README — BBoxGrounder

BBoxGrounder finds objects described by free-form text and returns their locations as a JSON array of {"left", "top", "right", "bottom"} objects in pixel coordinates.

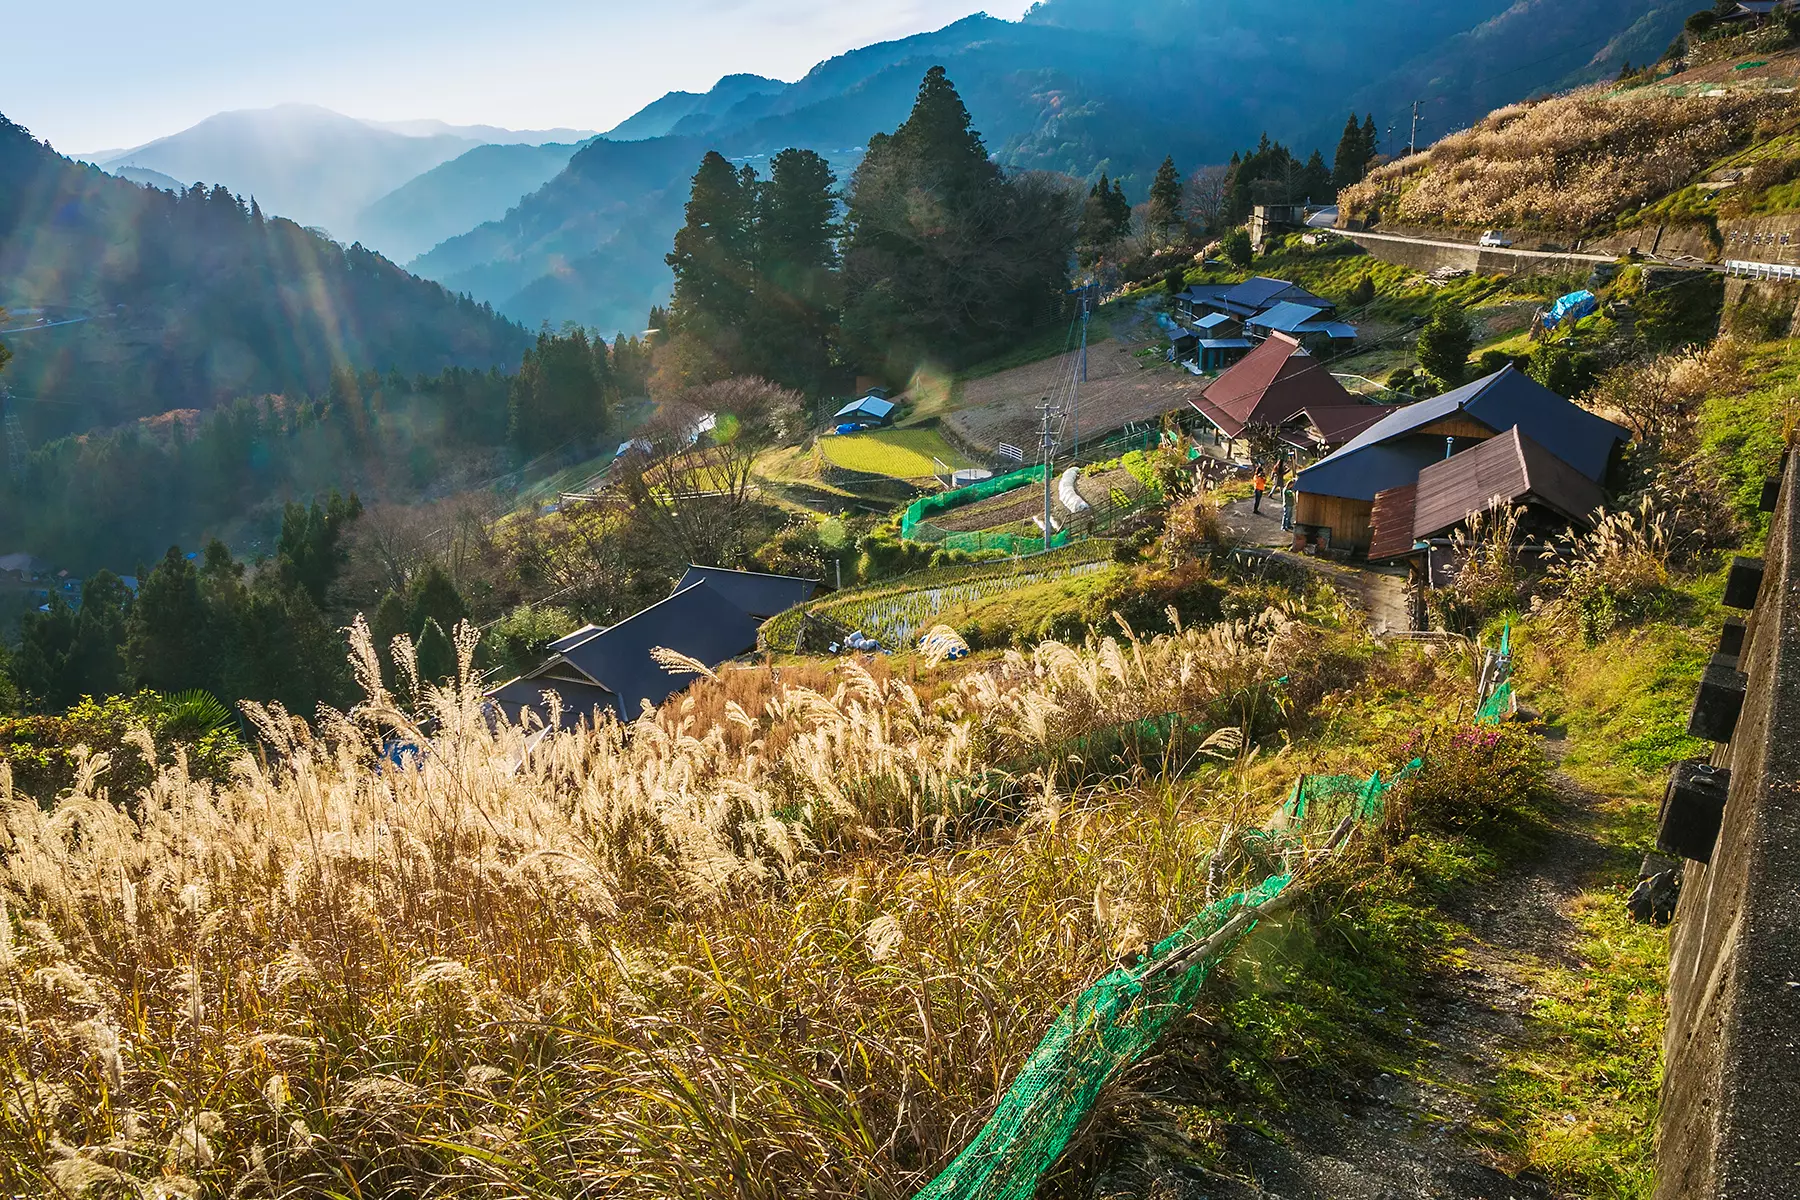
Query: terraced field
[{"left": 817, "top": 427, "right": 973, "bottom": 479}]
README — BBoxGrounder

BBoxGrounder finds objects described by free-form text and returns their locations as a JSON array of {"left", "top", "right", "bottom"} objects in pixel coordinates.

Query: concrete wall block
[
  {"left": 1723, "top": 556, "right": 1765, "bottom": 610},
  {"left": 1687, "top": 655, "right": 1749, "bottom": 743},
  {"left": 1718, "top": 616, "right": 1747, "bottom": 662},
  {"left": 1659, "top": 762, "right": 1731, "bottom": 864}
]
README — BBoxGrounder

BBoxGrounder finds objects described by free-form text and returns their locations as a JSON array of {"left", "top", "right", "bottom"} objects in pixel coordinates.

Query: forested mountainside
[
  {"left": 0, "top": 115, "right": 532, "bottom": 441},
  {"left": 414, "top": 0, "right": 1688, "bottom": 336},
  {"left": 351, "top": 140, "right": 591, "bottom": 263}
]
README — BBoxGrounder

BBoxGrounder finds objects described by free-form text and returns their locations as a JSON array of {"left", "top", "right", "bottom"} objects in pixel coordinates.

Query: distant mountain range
[
  {"left": 405, "top": 0, "right": 1691, "bottom": 337},
  {"left": 91, "top": 104, "right": 597, "bottom": 249},
  {"left": 57, "top": 0, "right": 1691, "bottom": 341}
]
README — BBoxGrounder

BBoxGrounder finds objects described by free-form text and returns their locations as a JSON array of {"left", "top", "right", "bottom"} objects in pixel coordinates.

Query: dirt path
[
  {"left": 1217, "top": 498, "right": 1416, "bottom": 634},
  {"left": 1180, "top": 750, "right": 1614, "bottom": 1199}
]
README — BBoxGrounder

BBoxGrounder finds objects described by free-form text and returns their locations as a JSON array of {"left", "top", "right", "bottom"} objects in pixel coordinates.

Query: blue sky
[{"left": 10, "top": 0, "right": 1034, "bottom": 154}]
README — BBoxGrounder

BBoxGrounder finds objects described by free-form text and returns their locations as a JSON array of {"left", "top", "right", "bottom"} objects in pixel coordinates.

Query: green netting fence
[
  {"left": 1475, "top": 622, "right": 1514, "bottom": 726},
  {"left": 915, "top": 762, "right": 1415, "bottom": 1200},
  {"left": 902, "top": 466, "right": 1048, "bottom": 539}
]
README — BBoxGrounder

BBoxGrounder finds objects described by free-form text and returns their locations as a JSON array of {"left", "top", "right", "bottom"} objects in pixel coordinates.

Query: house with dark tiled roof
[
  {"left": 487, "top": 566, "right": 822, "bottom": 730},
  {"left": 1290, "top": 365, "right": 1626, "bottom": 553}
]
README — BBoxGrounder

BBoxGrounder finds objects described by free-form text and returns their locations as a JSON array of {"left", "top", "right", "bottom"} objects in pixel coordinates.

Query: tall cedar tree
[
  {"left": 1147, "top": 156, "right": 1183, "bottom": 243},
  {"left": 1361, "top": 114, "right": 1379, "bottom": 164},
  {"left": 842, "top": 66, "right": 1076, "bottom": 374},
  {"left": 664, "top": 151, "right": 760, "bottom": 381},
  {"left": 507, "top": 328, "right": 617, "bottom": 454},
  {"left": 750, "top": 148, "right": 841, "bottom": 396}
]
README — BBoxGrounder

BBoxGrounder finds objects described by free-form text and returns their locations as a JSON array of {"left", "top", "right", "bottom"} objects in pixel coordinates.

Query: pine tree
[
  {"left": 666, "top": 151, "right": 759, "bottom": 332},
  {"left": 508, "top": 329, "right": 616, "bottom": 454},
  {"left": 1301, "top": 150, "right": 1332, "bottom": 203},
  {"left": 1361, "top": 115, "right": 1379, "bottom": 165},
  {"left": 1147, "top": 155, "right": 1183, "bottom": 242},
  {"left": 842, "top": 66, "right": 1075, "bottom": 373}
]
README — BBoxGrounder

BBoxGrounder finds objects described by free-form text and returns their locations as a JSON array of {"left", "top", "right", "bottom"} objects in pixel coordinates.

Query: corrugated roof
[
  {"left": 1245, "top": 300, "right": 1333, "bottom": 332},
  {"left": 1222, "top": 277, "right": 1325, "bottom": 311},
  {"left": 1301, "top": 404, "right": 1390, "bottom": 444},
  {"left": 1199, "top": 338, "right": 1254, "bottom": 349},
  {"left": 1293, "top": 366, "right": 1627, "bottom": 501},
  {"left": 1193, "top": 312, "right": 1236, "bottom": 330},
  {"left": 835, "top": 396, "right": 897, "bottom": 420},
  {"left": 1367, "top": 484, "right": 1421, "bottom": 562},
  {"left": 675, "top": 565, "right": 820, "bottom": 620},
  {"left": 536, "top": 582, "right": 761, "bottom": 720},
  {"left": 1191, "top": 332, "right": 1368, "bottom": 438},
  {"left": 1411, "top": 427, "right": 1605, "bottom": 539},
  {"left": 1309, "top": 321, "right": 1359, "bottom": 339}
]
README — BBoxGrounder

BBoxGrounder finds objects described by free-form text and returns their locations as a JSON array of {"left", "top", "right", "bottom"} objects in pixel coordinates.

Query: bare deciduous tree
[
  {"left": 618, "top": 377, "right": 804, "bottom": 565},
  {"left": 1183, "top": 165, "right": 1230, "bottom": 236}
]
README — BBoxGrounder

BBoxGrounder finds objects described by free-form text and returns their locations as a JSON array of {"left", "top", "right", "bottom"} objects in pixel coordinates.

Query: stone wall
[{"left": 1655, "top": 450, "right": 1800, "bottom": 1199}]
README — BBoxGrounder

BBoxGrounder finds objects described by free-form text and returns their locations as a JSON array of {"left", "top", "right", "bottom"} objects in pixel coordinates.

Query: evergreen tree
[
  {"left": 1361, "top": 115, "right": 1379, "bottom": 165},
  {"left": 1332, "top": 113, "right": 1365, "bottom": 191},
  {"left": 1147, "top": 155, "right": 1183, "bottom": 242},
  {"left": 750, "top": 147, "right": 841, "bottom": 395},
  {"left": 125, "top": 548, "right": 210, "bottom": 694},
  {"left": 1300, "top": 150, "right": 1332, "bottom": 204},
  {"left": 842, "top": 66, "right": 1076, "bottom": 373},
  {"left": 507, "top": 329, "right": 616, "bottom": 454},
  {"left": 665, "top": 150, "right": 760, "bottom": 376},
  {"left": 407, "top": 565, "right": 467, "bottom": 642},
  {"left": 414, "top": 619, "right": 457, "bottom": 690},
  {"left": 1415, "top": 300, "right": 1475, "bottom": 386},
  {"left": 277, "top": 491, "right": 362, "bottom": 608}
]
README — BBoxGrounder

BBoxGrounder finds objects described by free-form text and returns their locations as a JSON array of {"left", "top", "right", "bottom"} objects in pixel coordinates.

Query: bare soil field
[{"left": 945, "top": 339, "right": 1206, "bottom": 455}]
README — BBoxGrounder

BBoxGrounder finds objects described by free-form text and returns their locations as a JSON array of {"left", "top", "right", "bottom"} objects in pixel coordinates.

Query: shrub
[
  {"left": 1416, "top": 300, "right": 1475, "bottom": 386},
  {"left": 0, "top": 691, "right": 243, "bottom": 803},
  {"left": 1220, "top": 227, "right": 1253, "bottom": 268},
  {"left": 1165, "top": 493, "right": 1227, "bottom": 564},
  {"left": 1427, "top": 504, "right": 1525, "bottom": 634},
  {"left": 1535, "top": 498, "right": 1675, "bottom": 643},
  {"left": 1391, "top": 723, "right": 1549, "bottom": 836}
]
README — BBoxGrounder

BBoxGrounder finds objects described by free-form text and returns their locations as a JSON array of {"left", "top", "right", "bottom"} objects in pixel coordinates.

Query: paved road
[{"left": 1339, "top": 227, "right": 1616, "bottom": 266}]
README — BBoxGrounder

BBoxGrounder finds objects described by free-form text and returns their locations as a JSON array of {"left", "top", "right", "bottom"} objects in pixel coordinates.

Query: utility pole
[
  {"left": 1075, "top": 294, "right": 1088, "bottom": 459},
  {"left": 0, "top": 385, "right": 21, "bottom": 482},
  {"left": 1408, "top": 100, "right": 1421, "bottom": 158},
  {"left": 1039, "top": 398, "right": 1059, "bottom": 551}
]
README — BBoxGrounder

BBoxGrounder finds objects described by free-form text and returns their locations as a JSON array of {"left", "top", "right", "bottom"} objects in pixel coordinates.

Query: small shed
[
  {"left": 1198, "top": 338, "right": 1254, "bottom": 372},
  {"left": 834, "top": 395, "right": 898, "bottom": 425}
]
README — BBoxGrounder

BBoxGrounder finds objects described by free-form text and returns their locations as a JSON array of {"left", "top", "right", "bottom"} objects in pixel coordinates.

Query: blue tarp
[{"left": 1542, "top": 290, "right": 1597, "bottom": 329}]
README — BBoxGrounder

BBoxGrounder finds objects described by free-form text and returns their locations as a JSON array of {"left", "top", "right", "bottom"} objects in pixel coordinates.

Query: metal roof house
[
  {"left": 1188, "top": 333, "right": 1381, "bottom": 455},
  {"left": 1366, "top": 427, "right": 1607, "bottom": 563},
  {"left": 1291, "top": 365, "right": 1626, "bottom": 552},
  {"left": 1243, "top": 301, "right": 1359, "bottom": 352},
  {"left": 488, "top": 566, "right": 821, "bottom": 730},
  {"left": 1212, "top": 277, "right": 1332, "bottom": 319},
  {"left": 673, "top": 564, "right": 821, "bottom": 621},
  {"left": 834, "top": 395, "right": 898, "bottom": 425}
]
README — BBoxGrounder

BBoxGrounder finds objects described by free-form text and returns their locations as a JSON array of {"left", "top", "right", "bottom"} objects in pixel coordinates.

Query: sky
[{"left": 8, "top": 0, "right": 1035, "bottom": 155}]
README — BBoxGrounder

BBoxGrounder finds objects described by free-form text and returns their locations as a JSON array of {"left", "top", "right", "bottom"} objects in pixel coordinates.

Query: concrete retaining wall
[
  {"left": 1656, "top": 450, "right": 1800, "bottom": 1199},
  {"left": 1337, "top": 229, "right": 1606, "bottom": 279}
]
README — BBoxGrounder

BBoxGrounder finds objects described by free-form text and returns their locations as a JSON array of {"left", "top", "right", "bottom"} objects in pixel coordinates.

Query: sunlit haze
[{"left": 11, "top": 0, "right": 1034, "bottom": 154}]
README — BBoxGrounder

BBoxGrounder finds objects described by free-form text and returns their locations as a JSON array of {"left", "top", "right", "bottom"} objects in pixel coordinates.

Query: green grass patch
[
  {"left": 818, "top": 427, "right": 973, "bottom": 479},
  {"left": 957, "top": 319, "right": 1097, "bottom": 381}
]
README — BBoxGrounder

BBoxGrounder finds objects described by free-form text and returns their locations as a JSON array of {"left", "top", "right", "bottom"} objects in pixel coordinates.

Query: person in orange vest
[{"left": 1252, "top": 466, "right": 1269, "bottom": 514}]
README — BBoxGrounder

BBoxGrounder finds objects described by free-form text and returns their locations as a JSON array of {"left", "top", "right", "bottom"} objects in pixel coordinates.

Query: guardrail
[{"left": 1724, "top": 259, "right": 1800, "bottom": 280}]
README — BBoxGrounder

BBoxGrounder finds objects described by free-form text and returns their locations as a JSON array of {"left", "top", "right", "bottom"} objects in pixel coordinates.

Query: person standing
[{"left": 1252, "top": 466, "right": 1268, "bottom": 515}]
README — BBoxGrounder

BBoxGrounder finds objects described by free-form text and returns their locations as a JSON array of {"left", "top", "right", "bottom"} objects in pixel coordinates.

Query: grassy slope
[{"left": 817, "top": 427, "right": 974, "bottom": 478}]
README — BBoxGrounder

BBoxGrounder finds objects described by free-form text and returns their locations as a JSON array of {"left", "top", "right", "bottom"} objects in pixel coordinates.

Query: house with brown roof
[
  {"left": 1291, "top": 365, "right": 1626, "bottom": 553},
  {"left": 1366, "top": 427, "right": 1607, "bottom": 565},
  {"left": 1187, "top": 332, "right": 1383, "bottom": 460}
]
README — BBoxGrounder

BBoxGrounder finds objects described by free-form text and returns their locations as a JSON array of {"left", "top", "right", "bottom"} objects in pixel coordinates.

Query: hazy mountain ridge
[
  {"left": 0, "top": 114, "right": 531, "bottom": 439},
  {"left": 354, "top": 140, "right": 593, "bottom": 264}
]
